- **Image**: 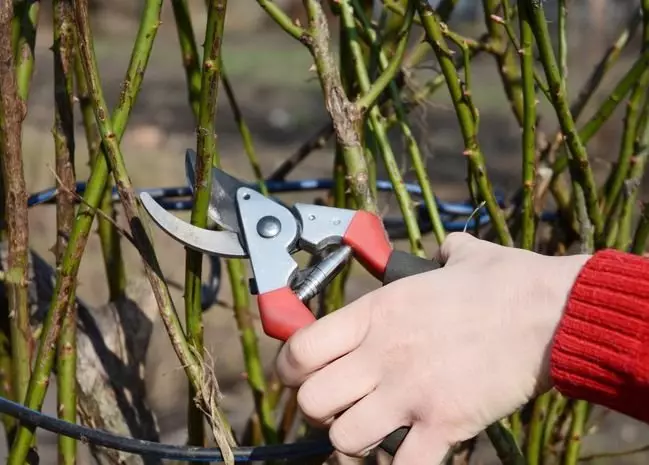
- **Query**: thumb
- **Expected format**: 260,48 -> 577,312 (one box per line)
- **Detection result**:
435,232 -> 479,265
392,424 -> 449,465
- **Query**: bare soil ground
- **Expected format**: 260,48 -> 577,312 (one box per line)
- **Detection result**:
4,2 -> 649,464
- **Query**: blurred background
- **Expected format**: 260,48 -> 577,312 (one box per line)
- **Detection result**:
13,0 -> 649,463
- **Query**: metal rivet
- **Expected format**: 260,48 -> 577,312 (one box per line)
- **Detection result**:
243,193 -> 251,200
257,216 -> 281,238
333,218 -> 341,225
308,214 -> 316,221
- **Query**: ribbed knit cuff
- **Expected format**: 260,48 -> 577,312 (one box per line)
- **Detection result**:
550,249 -> 649,421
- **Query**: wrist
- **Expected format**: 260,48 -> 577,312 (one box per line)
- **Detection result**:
536,253 -> 592,394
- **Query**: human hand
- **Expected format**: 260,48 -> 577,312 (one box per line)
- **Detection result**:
275,232 -> 591,464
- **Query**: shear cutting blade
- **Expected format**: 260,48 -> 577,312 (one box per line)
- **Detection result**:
140,192 -> 248,258
185,148 -> 244,234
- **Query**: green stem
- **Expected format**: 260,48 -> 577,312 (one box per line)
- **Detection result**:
632,202 -> 649,254
170,2 -> 275,448
354,0 -> 446,245
542,392 -> 567,460
6,0 -> 169,461
354,6 -> 411,112
171,0 -> 201,118
256,0 -> 305,40
10,0 -> 22,54
527,393 -> 551,465
227,259 -> 278,444
14,0 -> 38,102
603,69 -> 649,218
222,70 -> 268,196
484,420 -> 526,465
53,1 -> 77,463
558,0 -> 567,80
184,0 -> 229,448
518,0 -> 536,251
0,0 -> 31,418
416,0 -> 513,247
548,43 -> 649,192
578,48 -> 649,144
482,0 -> 524,125
384,83 -> 446,245
76,56 -> 126,301
603,1 -> 649,219
524,0 -> 603,246
570,7 -> 641,121
563,401 -> 588,465
539,14 -> 645,217
0,330 -> 14,443
98,180 -> 125,299
616,95 -> 649,251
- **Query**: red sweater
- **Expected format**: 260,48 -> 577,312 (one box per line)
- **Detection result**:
550,248 -> 649,422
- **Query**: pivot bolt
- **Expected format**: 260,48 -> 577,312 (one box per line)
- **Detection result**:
257,216 -> 281,238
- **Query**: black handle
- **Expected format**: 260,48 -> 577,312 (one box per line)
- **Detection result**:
378,250 -> 443,456
383,249 -> 442,285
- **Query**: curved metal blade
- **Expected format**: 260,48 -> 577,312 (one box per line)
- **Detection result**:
185,148 -> 243,233
140,192 -> 248,258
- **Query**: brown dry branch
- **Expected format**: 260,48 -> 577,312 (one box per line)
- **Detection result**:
0,0 -> 32,412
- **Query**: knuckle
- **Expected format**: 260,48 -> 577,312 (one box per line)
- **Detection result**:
329,418 -> 364,456
442,232 -> 471,251
284,330 -> 317,373
439,232 -> 480,262
296,381 -> 325,421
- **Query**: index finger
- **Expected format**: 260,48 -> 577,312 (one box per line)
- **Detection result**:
276,292 -> 373,387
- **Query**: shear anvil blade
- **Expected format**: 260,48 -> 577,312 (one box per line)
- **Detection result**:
139,192 -> 248,258
185,148 -> 243,234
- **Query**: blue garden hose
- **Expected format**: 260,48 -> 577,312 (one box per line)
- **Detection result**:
28,179 -> 558,230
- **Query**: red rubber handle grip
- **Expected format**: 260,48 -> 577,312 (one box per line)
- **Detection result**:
342,210 -> 392,280
257,286 -> 316,341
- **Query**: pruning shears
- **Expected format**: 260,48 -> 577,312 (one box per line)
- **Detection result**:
140,149 -> 443,457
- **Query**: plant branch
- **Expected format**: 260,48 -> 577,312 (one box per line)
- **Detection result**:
355,2 -> 412,112
222,70 -> 268,196
354,0 -> 447,245
256,0 -> 306,40
482,0 -> 524,125
303,0 -> 377,213
571,6 -> 641,120
0,0 -> 32,422
524,0 -> 603,246
416,0 -> 513,246
76,52 -> 126,301
73,2 -> 237,462
52,0 -> 78,463
13,0 -> 39,102
517,0 -> 536,251
184,0 -> 230,448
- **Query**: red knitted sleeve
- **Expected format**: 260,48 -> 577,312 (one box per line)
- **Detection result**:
550,249 -> 649,423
